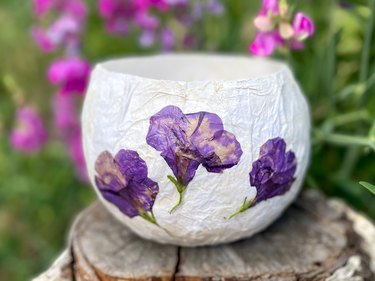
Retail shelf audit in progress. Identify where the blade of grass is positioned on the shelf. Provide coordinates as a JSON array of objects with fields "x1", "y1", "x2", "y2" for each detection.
[{"x1": 359, "y1": 181, "x2": 375, "y2": 195}]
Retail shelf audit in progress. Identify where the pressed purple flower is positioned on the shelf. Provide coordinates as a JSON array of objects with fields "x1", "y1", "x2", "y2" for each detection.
[
  {"x1": 250, "y1": 137, "x2": 297, "y2": 205},
  {"x1": 146, "y1": 105, "x2": 242, "y2": 212},
  {"x1": 229, "y1": 137, "x2": 297, "y2": 219},
  {"x1": 95, "y1": 150, "x2": 159, "y2": 222},
  {"x1": 48, "y1": 57, "x2": 91, "y2": 95},
  {"x1": 10, "y1": 107, "x2": 48, "y2": 153}
]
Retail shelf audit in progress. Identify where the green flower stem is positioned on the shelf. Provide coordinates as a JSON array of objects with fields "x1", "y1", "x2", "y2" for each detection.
[
  {"x1": 167, "y1": 175, "x2": 187, "y2": 213},
  {"x1": 339, "y1": 0, "x2": 375, "y2": 179},
  {"x1": 139, "y1": 211, "x2": 176, "y2": 237},
  {"x1": 139, "y1": 211, "x2": 157, "y2": 225},
  {"x1": 2, "y1": 75, "x2": 23, "y2": 105},
  {"x1": 314, "y1": 129, "x2": 375, "y2": 151},
  {"x1": 359, "y1": 0, "x2": 375, "y2": 84},
  {"x1": 327, "y1": 110, "x2": 371, "y2": 128},
  {"x1": 228, "y1": 197, "x2": 255, "y2": 219}
]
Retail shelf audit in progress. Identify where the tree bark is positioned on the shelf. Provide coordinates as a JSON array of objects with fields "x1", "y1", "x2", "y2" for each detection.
[{"x1": 33, "y1": 191, "x2": 375, "y2": 281}]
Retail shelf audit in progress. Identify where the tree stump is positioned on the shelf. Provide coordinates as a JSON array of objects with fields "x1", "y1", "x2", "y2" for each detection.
[{"x1": 33, "y1": 191, "x2": 375, "y2": 281}]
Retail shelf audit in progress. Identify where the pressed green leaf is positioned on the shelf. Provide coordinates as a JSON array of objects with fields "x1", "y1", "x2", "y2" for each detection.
[{"x1": 359, "y1": 181, "x2": 375, "y2": 195}]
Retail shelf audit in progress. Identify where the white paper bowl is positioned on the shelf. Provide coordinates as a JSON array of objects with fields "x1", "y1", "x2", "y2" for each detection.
[{"x1": 82, "y1": 54, "x2": 310, "y2": 246}]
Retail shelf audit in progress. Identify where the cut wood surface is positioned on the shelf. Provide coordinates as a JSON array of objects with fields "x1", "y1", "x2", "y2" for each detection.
[{"x1": 33, "y1": 191, "x2": 375, "y2": 281}]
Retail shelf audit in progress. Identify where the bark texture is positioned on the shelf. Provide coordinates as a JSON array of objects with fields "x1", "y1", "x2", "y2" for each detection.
[{"x1": 33, "y1": 191, "x2": 375, "y2": 281}]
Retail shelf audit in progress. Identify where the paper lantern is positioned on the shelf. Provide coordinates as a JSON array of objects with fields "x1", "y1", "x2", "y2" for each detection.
[{"x1": 82, "y1": 54, "x2": 310, "y2": 246}]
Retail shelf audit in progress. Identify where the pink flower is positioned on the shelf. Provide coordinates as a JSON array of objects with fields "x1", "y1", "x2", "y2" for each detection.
[
  {"x1": 10, "y1": 107, "x2": 48, "y2": 153},
  {"x1": 136, "y1": 12, "x2": 160, "y2": 29},
  {"x1": 52, "y1": 94, "x2": 79, "y2": 129},
  {"x1": 139, "y1": 29, "x2": 156, "y2": 47},
  {"x1": 67, "y1": 130, "x2": 88, "y2": 182},
  {"x1": 31, "y1": 27, "x2": 56, "y2": 52},
  {"x1": 254, "y1": 16, "x2": 274, "y2": 32},
  {"x1": 33, "y1": 0, "x2": 87, "y2": 20},
  {"x1": 249, "y1": 32, "x2": 282, "y2": 56},
  {"x1": 260, "y1": 0, "x2": 279, "y2": 16},
  {"x1": 32, "y1": 0, "x2": 87, "y2": 53},
  {"x1": 48, "y1": 57, "x2": 91, "y2": 95},
  {"x1": 293, "y1": 12, "x2": 315, "y2": 40},
  {"x1": 32, "y1": 14, "x2": 82, "y2": 53},
  {"x1": 98, "y1": 0, "x2": 139, "y2": 34},
  {"x1": 161, "y1": 27, "x2": 174, "y2": 50},
  {"x1": 52, "y1": 94, "x2": 88, "y2": 181},
  {"x1": 250, "y1": 1, "x2": 314, "y2": 56},
  {"x1": 33, "y1": 0, "x2": 54, "y2": 18},
  {"x1": 136, "y1": 0, "x2": 169, "y2": 11}
]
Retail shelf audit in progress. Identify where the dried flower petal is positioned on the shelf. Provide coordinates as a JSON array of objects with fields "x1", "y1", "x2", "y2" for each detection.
[
  {"x1": 95, "y1": 150, "x2": 159, "y2": 219},
  {"x1": 147, "y1": 105, "x2": 242, "y2": 185},
  {"x1": 250, "y1": 137, "x2": 297, "y2": 205},
  {"x1": 229, "y1": 137, "x2": 297, "y2": 219},
  {"x1": 146, "y1": 105, "x2": 242, "y2": 211}
]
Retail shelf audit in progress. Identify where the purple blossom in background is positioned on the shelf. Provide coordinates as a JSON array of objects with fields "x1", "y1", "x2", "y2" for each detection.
[
  {"x1": 52, "y1": 94, "x2": 88, "y2": 181},
  {"x1": 147, "y1": 105, "x2": 242, "y2": 212},
  {"x1": 32, "y1": 0, "x2": 87, "y2": 53},
  {"x1": 98, "y1": 0, "x2": 140, "y2": 35},
  {"x1": 139, "y1": 29, "x2": 156, "y2": 47},
  {"x1": 97, "y1": 0, "x2": 224, "y2": 50},
  {"x1": 32, "y1": 14, "x2": 83, "y2": 53},
  {"x1": 33, "y1": 0, "x2": 54, "y2": 18},
  {"x1": 229, "y1": 137, "x2": 296, "y2": 219},
  {"x1": 207, "y1": 0, "x2": 224, "y2": 15},
  {"x1": 31, "y1": 0, "x2": 89, "y2": 182},
  {"x1": 48, "y1": 57, "x2": 91, "y2": 95},
  {"x1": 249, "y1": 31, "x2": 282, "y2": 57},
  {"x1": 31, "y1": 27, "x2": 55, "y2": 53},
  {"x1": 95, "y1": 150, "x2": 159, "y2": 221},
  {"x1": 250, "y1": 137, "x2": 297, "y2": 205},
  {"x1": 259, "y1": 0, "x2": 279, "y2": 15},
  {"x1": 250, "y1": 0, "x2": 314, "y2": 56},
  {"x1": 10, "y1": 107, "x2": 48, "y2": 153},
  {"x1": 67, "y1": 131, "x2": 87, "y2": 182},
  {"x1": 293, "y1": 12, "x2": 315, "y2": 41},
  {"x1": 52, "y1": 94, "x2": 79, "y2": 130},
  {"x1": 161, "y1": 27, "x2": 174, "y2": 50},
  {"x1": 33, "y1": 0, "x2": 87, "y2": 20}
]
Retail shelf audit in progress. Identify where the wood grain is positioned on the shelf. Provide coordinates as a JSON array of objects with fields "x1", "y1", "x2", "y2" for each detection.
[{"x1": 33, "y1": 191, "x2": 375, "y2": 281}]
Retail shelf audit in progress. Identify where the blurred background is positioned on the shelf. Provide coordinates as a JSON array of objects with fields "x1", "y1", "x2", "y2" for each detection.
[{"x1": 0, "y1": 0, "x2": 374, "y2": 280}]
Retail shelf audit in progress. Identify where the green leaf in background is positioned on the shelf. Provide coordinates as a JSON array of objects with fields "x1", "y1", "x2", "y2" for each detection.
[
  {"x1": 369, "y1": 121, "x2": 375, "y2": 141},
  {"x1": 359, "y1": 181, "x2": 375, "y2": 195}
]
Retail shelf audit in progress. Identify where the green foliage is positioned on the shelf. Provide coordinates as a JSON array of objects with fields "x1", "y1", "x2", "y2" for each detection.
[
  {"x1": 360, "y1": 181, "x2": 375, "y2": 195},
  {"x1": 0, "y1": 0, "x2": 374, "y2": 280}
]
